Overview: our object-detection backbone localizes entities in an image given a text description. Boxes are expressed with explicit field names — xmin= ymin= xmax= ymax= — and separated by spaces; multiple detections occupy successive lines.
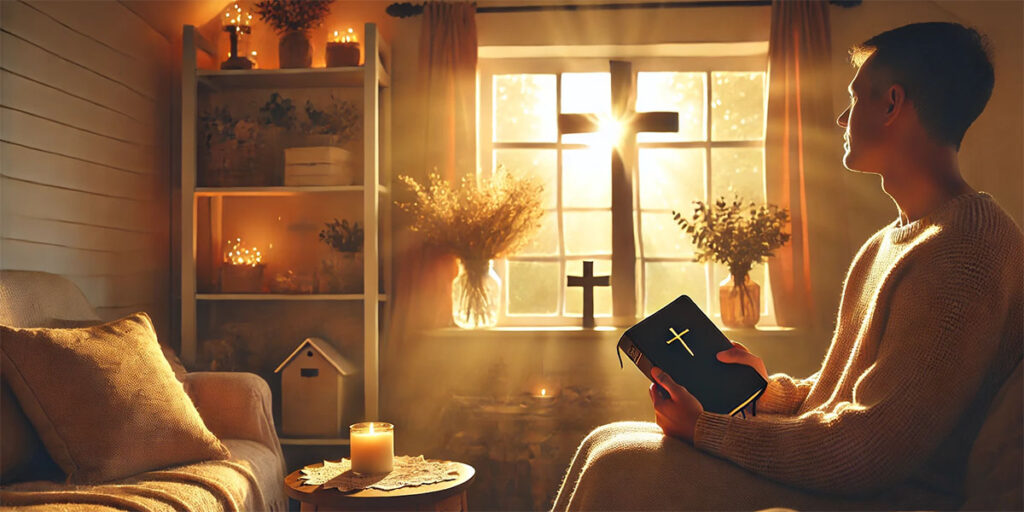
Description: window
xmin=479 ymin=50 xmax=773 ymax=327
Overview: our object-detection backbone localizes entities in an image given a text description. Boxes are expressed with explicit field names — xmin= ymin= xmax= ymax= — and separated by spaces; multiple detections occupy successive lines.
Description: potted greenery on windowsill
xmin=672 ymin=196 xmax=790 ymax=328
xmin=318 ymin=218 xmax=364 ymax=294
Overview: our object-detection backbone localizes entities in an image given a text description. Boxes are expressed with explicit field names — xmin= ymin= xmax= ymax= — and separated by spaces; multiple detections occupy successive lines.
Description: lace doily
xmin=300 ymin=455 xmax=461 ymax=492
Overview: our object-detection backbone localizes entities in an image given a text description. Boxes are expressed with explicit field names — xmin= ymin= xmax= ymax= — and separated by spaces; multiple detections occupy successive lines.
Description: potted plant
xmin=397 ymin=169 xmax=544 ymax=329
xmin=672 ymin=197 xmax=790 ymax=328
xmin=198 ymin=106 xmax=261 ymax=186
xmin=254 ymin=0 xmax=333 ymax=68
xmin=318 ymin=218 xmax=364 ymax=293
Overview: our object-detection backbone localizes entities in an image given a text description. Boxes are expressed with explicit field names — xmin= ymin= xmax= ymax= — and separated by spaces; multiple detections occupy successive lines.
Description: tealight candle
xmin=326 ymin=28 xmax=360 ymax=67
xmin=349 ymin=422 xmax=394 ymax=474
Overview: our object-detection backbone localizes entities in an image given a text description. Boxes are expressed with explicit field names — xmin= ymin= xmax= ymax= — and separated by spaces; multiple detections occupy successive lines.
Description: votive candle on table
xmin=326 ymin=28 xmax=360 ymax=67
xmin=350 ymin=422 xmax=394 ymax=474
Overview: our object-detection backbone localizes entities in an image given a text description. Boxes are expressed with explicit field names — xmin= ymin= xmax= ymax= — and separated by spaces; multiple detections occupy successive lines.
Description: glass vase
xmin=719 ymin=272 xmax=760 ymax=328
xmin=452 ymin=259 xmax=501 ymax=329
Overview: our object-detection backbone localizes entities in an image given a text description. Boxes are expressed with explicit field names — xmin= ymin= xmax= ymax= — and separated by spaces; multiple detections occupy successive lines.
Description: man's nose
xmin=836 ymin=108 xmax=849 ymax=128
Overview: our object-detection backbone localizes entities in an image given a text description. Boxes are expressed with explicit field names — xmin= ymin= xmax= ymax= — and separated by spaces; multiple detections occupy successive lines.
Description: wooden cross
xmin=567 ymin=260 xmax=610 ymax=328
xmin=558 ymin=60 xmax=678 ymax=322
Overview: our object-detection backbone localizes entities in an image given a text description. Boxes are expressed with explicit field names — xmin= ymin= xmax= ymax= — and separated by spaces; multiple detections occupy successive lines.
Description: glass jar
xmin=719 ymin=272 xmax=760 ymax=328
xmin=451 ymin=259 xmax=501 ymax=329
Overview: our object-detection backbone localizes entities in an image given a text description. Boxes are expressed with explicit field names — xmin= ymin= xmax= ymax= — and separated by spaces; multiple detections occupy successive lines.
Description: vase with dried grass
xmin=398 ymin=169 xmax=544 ymax=329
xmin=673 ymin=197 xmax=791 ymax=328
xmin=254 ymin=0 xmax=333 ymax=68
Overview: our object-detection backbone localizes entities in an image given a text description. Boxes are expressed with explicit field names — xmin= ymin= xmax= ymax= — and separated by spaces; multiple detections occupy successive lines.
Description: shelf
xmin=199 ymin=67 xmax=366 ymax=89
xmin=280 ymin=437 xmax=350 ymax=446
xmin=197 ymin=293 xmax=388 ymax=301
xmin=195 ymin=185 xmax=389 ymax=196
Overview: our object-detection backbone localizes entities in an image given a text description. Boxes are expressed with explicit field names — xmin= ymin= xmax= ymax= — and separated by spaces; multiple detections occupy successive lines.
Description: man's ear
xmin=883 ymin=84 xmax=906 ymax=127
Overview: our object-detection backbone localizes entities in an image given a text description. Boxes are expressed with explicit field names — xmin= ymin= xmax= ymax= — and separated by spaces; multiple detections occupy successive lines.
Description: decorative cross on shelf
xmin=567 ymin=260 xmax=610 ymax=329
xmin=558 ymin=60 xmax=679 ymax=322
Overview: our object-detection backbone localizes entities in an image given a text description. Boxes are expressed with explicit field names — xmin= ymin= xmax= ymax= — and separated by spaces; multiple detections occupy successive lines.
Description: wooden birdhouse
xmin=275 ymin=337 xmax=358 ymax=437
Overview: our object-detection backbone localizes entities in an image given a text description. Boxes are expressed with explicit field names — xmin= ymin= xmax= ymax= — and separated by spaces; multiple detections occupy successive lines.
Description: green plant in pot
xmin=318 ymin=218 xmax=364 ymax=294
xmin=256 ymin=92 xmax=298 ymax=184
xmin=255 ymin=0 xmax=333 ymax=68
xmin=672 ymin=197 xmax=790 ymax=328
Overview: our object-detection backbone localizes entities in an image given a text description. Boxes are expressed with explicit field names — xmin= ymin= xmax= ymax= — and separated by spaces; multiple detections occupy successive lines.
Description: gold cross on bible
xmin=558 ymin=60 xmax=678 ymax=322
xmin=666 ymin=327 xmax=694 ymax=357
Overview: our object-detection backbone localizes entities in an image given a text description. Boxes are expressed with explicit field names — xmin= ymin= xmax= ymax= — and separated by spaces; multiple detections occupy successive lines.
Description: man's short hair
xmin=849 ymin=22 xmax=994 ymax=150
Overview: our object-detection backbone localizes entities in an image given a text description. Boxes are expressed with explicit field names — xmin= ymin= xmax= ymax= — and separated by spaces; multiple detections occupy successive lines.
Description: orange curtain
xmin=387 ymin=1 xmax=477 ymax=361
xmin=765 ymin=0 xmax=835 ymax=328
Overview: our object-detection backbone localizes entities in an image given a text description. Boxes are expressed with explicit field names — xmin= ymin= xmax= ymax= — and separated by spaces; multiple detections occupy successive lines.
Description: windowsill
xmin=424 ymin=324 xmax=802 ymax=343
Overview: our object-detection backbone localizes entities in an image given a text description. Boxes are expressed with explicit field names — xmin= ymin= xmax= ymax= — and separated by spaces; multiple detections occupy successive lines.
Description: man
xmin=554 ymin=22 xmax=1022 ymax=511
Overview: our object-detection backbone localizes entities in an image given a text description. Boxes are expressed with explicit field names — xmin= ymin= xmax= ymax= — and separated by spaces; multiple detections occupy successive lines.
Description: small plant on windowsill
xmin=397 ymin=168 xmax=544 ymax=329
xmin=318 ymin=218 xmax=364 ymax=294
xmin=672 ymin=196 xmax=790 ymax=328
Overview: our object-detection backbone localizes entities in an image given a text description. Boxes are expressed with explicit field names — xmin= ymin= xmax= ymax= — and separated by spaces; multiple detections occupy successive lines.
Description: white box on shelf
xmin=284 ymin=146 xmax=354 ymax=186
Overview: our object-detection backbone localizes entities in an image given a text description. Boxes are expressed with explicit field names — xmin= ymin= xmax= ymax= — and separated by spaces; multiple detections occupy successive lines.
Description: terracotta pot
xmin=278 ymin=30 xmax=312 ymax=68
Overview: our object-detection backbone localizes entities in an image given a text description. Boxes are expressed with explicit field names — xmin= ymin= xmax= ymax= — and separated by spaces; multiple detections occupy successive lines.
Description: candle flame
xmin=369 ymin=422 xmax=375 ymax=434
xmin=332 ymin=27 xmax=358 ymax=43
xmin=541 ymin=388 xmax=547 ymax=396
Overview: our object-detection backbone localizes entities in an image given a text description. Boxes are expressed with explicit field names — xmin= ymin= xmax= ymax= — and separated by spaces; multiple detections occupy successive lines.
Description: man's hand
xmin=717 ymin=341 xmax=768 ymax=380
xmin=649 ymin=367 xmax=703 ymax=442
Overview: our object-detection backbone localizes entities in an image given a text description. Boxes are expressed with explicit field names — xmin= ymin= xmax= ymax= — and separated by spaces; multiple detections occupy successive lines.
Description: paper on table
xmin=299 ymin=455 xmax=460 ymax=492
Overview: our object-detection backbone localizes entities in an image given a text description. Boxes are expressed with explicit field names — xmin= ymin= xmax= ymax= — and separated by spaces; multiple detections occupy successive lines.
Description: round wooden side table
xmin=285 ymin=461 xmax=475 ymax=511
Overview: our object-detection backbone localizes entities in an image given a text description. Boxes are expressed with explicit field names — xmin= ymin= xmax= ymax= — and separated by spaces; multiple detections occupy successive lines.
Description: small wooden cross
xmin=567 ymin=260 xmax=610 ymax=328
xmin=558 ymin=60 xmax=678 ymax=322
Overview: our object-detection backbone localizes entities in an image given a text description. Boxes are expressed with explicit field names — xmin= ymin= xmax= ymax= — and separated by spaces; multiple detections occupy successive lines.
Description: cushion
xmin=0 ymin=312 xmax=230 ymax=484
xmin=0 ymin=381 xmax=62 ymax=484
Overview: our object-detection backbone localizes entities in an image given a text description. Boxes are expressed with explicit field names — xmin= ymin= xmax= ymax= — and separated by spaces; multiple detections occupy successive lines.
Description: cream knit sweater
xmin=695 ymin=192 xmax=1024 ymax=499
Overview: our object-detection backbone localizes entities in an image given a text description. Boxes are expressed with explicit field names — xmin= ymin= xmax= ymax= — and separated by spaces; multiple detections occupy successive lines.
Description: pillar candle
xmin=350 ymin=422 xmax=394 ymax=474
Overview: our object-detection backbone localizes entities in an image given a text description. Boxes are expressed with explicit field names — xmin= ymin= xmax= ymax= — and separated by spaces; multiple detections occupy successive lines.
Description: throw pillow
xmin=0 ymin=312 xmax=230 ymax=483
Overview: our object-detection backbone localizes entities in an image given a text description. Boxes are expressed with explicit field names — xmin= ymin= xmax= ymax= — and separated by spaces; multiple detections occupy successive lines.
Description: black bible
xmin=617 ymin=295 xmax=767 ymax=416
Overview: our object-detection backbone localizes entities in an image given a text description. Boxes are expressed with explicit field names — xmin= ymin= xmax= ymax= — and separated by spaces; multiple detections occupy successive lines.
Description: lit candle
xmin=326 ymin=28 xmax=360 ymax=67
xmin=350 ymin=422 xmax=394 ymax=474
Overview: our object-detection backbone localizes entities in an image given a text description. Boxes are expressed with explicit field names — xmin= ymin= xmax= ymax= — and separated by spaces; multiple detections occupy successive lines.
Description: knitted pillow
xmin=0 ymin=312 xmax=230 ymax=483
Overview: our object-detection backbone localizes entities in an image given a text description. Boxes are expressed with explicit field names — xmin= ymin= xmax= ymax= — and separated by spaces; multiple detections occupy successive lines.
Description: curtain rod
xmin=386 ymin=1 xmax=860 ymax=18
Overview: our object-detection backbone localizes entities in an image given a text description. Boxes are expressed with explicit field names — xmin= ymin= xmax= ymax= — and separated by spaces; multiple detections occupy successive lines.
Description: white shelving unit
xmin=180 ymin=24 xmax=391 ymax=430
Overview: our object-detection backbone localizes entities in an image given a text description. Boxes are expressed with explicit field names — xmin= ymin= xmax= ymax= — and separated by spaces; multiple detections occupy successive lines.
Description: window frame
xmin=479 ymin=54 xmax=776 ymax=328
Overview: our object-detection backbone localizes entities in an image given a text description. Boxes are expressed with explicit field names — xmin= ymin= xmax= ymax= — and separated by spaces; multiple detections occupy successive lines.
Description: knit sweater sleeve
xmin=693 ymin=234 xmax=1018 ymax=495
xmin=755 ymin=371 xmax=820 ymax=415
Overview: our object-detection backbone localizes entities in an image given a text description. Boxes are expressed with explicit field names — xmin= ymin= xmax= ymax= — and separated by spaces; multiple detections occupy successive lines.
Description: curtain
xmin=764 ymin=0 xmax=836 ymax=328
xmin=386 ymin=1 xmax=477 ymax=365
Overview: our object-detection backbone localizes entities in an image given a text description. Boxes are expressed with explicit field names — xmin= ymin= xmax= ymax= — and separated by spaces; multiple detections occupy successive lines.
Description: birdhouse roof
xmin=274 ymin=337 xmax=358 ymax=375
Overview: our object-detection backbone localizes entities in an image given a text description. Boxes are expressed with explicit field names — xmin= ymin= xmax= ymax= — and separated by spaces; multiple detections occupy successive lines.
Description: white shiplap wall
xmin=0 ymin=1 xmax=171 ymax=339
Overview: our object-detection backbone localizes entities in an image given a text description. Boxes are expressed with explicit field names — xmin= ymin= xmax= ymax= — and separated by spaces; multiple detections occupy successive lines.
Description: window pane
xmin=638 ymin=148 xmax=705 ymax=211
xmin=645 ymin=262 xmax=707 ymax=316
xmin=495 ymin=74 xmax=557 ymax=142
xmin=641 ymin=212 xmax=695 ymax=258
xmin=507 ymin=260 xmax=560 ymax=315
xmin=710 ymin=148 xmax=765 ymax=203
xmin=563 ymin=148 xmax=611 ymax=208
xmin=711 ymin=71 xmax=765 ymax=141
xmin=636 ymin=72 xmax=706 ymax=142
xmin=564 ymin=211 xmax=611 ymax=255
xmin=565 ymin=259 xmax=612 ymax=317
xmin=495 ymin=149 xmax=557 ymax=209
xmin=518 ymin=211 xmax=558 ymax=256
xmin=561 ymin=73 xmax=610 ymax=145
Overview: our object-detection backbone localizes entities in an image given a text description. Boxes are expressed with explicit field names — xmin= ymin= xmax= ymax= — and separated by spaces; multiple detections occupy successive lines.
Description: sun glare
xmin=596 ymin=115 xmax=624 ymax=148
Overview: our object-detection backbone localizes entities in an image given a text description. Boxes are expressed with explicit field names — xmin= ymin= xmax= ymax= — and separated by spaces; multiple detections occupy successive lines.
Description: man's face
xmin=836 ymin=61 xmax=889 ymax=173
